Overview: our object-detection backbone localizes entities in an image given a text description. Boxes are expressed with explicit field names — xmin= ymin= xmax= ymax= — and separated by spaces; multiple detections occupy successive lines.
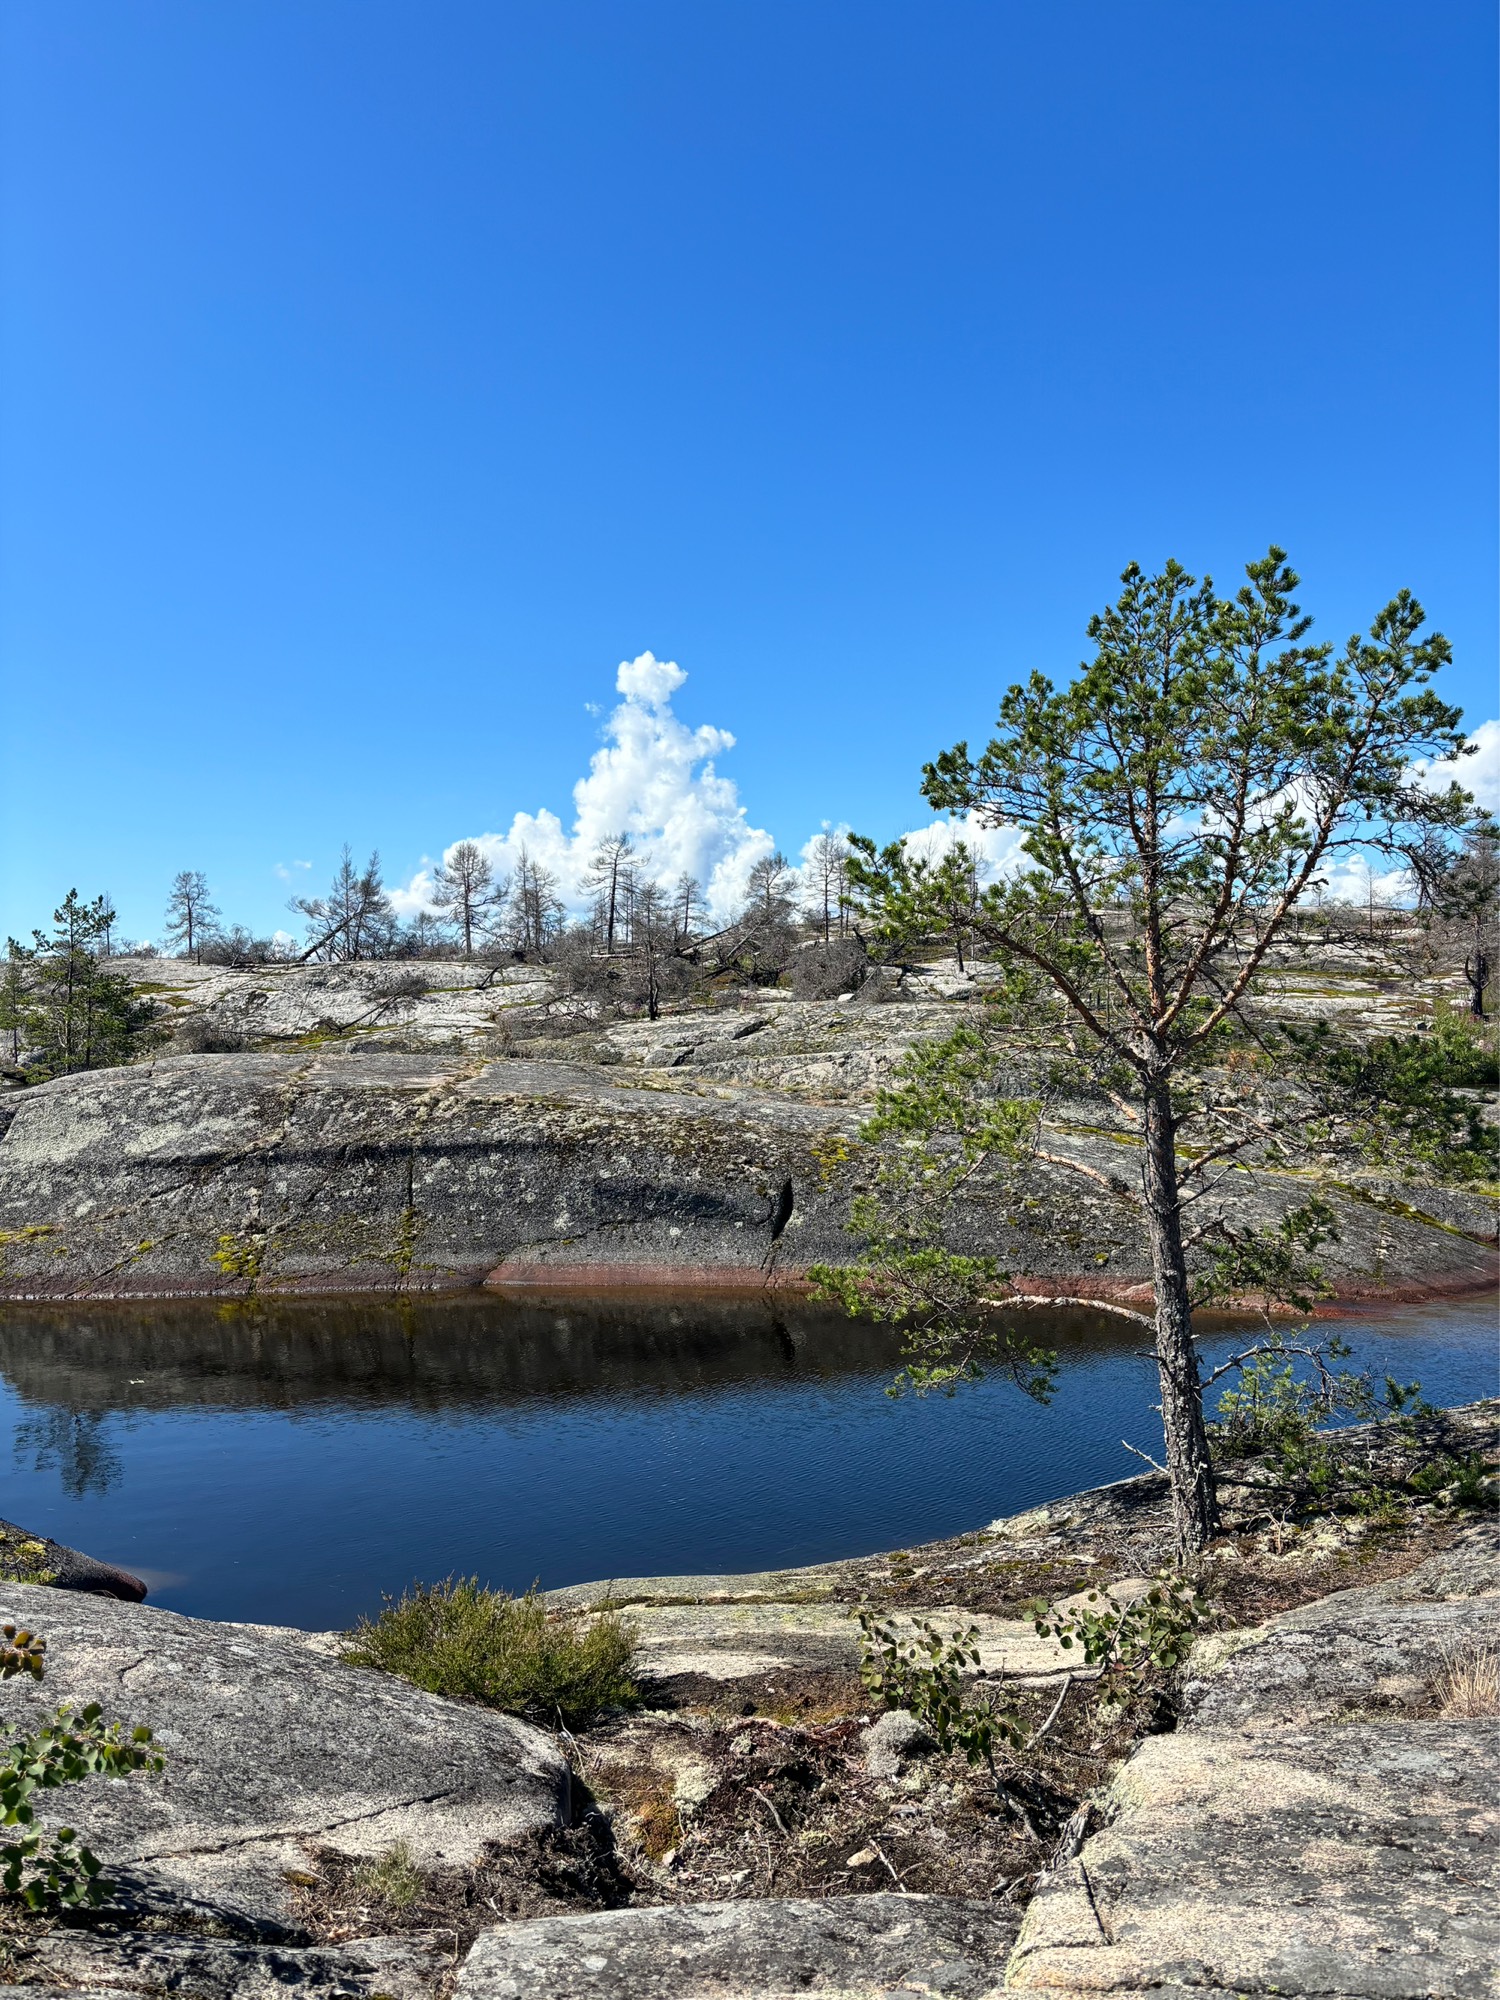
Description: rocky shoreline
xmin=0 ymin=1047 xmax=1492 ymax=1304
xmin=0 ymin=952 xmax=1493 ymax=1992
xmin=0 ymin=952 xmax=1494 ymax=1304
xmin=0 ymin=1402 xmax=1493 ymax=1998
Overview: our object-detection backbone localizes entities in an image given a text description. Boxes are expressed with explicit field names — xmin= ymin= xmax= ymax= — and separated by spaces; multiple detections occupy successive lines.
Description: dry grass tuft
xmin=351 ymin=1840 xmax=425 ymax=1912
xmin=1433 ymin=1645 xmax=1500 ymax=1718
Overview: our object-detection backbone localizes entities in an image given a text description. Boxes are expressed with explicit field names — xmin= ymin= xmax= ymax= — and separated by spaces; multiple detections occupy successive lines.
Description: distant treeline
xmin=3 ymin=822 xmax=1494 ymax=1084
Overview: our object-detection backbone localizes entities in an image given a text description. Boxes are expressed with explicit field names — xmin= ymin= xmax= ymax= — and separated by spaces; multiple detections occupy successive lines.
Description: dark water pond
xmin=0 ymin=1291 xmax=1493 ymax=1630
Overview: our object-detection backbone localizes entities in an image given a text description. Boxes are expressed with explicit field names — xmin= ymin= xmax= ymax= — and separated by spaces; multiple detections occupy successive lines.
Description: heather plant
xmin=343 ymin=1579 xmax=637 ymax=1729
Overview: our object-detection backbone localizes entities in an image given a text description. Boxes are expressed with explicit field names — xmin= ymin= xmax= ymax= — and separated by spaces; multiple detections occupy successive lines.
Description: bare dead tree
xmin=674 ymin=872 xmax=705 ymax=946
xmin=581 ymin=835 xmax=634 ymax=954
xmin=804 ymin=832 xmax=853 ymax=942
xmin=634 ymin=879 xmax=671 ymax=1019
xmin=163 ymin=871 xmax=221 ymax=962
xmin=507 ymin=845 xmax=565 ymax=959
xmin=431 ymin=841 xmax=503 ymax=957
xmin=291 ymin=848 xmax=394 ymax=962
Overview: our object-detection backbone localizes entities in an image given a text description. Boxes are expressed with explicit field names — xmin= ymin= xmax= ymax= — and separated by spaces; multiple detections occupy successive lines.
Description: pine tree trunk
xmin=1142 ymin=1079 xmax=1220 ymax=1558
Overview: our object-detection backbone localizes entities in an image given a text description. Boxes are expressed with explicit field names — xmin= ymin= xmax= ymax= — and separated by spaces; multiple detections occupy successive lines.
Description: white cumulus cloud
xmin=1310 ymin=855 xmax=1414 ymax=908
xmin=393 ymin=653 xmax=774 ymax=924
xmin=891 ymin=811 xmax=1030 ymax=879
xmin=1413 ymin=716 xmax=1500 ymax=814
xmin=391 ymin=680 xmax=1500 ymax=935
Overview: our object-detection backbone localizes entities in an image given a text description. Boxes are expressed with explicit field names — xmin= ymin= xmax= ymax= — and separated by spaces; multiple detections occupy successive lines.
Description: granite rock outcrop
xmin=0 ymin=960 xmax=1492 ymax=1299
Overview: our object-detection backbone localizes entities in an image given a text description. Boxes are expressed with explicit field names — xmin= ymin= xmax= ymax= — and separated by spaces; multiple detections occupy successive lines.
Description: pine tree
xmin=825 ymin=551 xmax=1476 ymax=1558
xmin=0 ymin=943 xmax=27 ymax=1069
xmin=10 ymin=893 xmax=163 ymax=1080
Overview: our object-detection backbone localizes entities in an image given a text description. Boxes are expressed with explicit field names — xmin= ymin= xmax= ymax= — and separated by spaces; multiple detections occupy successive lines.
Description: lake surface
xmin=0 ymin=1291 xmax=1493 ymax=1630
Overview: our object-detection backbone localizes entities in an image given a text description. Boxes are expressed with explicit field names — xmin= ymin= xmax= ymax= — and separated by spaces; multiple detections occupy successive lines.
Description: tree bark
xmin=1465 ymin=926 xmax=1489 ymax=1019
xmin=1141 ymin=1078 xmax=1220 ymax=1558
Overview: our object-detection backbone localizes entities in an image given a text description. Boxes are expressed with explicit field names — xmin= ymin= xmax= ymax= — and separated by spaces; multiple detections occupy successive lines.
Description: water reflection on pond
xmin=0 ymin=1291 xmax=1493 ymax=1630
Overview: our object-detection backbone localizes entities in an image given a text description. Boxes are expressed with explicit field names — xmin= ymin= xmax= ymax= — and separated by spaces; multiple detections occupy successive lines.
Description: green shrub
xmin=352 ymin=1839 xmax=424 ymax=1911
xmin=1210 ymin=1330 xmax=1432 ymax=1498
xmin=342 ymin=1579 xmax=637 ymax=1729
xmin=855 ymin=1605 xmax=1023 ymax=1771
xmin=1034 ymin=1574 xmax=1210 ymax=1699
xmin=0 ymin=1621 xmax=163 ymax=1910
xmin=1409 ymin=1451 xmax=1496 ymax=1510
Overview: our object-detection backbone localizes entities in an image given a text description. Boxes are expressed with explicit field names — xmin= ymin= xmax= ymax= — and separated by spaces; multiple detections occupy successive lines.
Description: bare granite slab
xmin=454 ymin=1894 xmax=1018 ymax=1999
xmin=0 ymin=1581 xmax=570 ymax=1938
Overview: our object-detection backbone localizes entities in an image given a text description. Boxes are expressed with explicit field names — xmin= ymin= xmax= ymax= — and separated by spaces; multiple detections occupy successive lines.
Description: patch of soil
xmin=1210 ymin=1510 xmax=1466 ymax=1628
xmin=0 ymin=1906 xmax=59 ymax=1986
xmin=641 ymin=1666 xmax=868 ymax=1724
xmin=292 ymin=1822 xmax=636 ymax=1961
xmin=603 ymin=1713 xmax=1051 ymax=1910
xmin=578 ymin=1680 xmax=1145 ymax=1919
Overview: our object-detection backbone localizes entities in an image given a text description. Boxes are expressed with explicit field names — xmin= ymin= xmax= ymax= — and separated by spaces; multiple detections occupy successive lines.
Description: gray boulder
xmin=0 ymin=1052 xmax=871 ymax=1295
xmin=7 ymin=1928 xmax=448 ymax=1999
xmin=1013 ymin=1722 xmax=1498 ymax=2000
xmin=0 ymin=1517 xmax=146 ymax=1601
xmin=1184 ymin=1578 xmax=1500 ymax=1737
xmin=1 ymin=1032 xmax=1488 ymax=1300
xmin=455 ymin=1895 xmax=1018 ymax=1998
xmin=0 ymin=1580 xmax=569 ymax=1937
xmin=540 ymin=1593 xmax=1071 ymax=1684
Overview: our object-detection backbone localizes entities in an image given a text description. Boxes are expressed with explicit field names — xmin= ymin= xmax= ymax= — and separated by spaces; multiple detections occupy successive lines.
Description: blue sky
xmin=2 ymin=2 xmax=1495 ymax=942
